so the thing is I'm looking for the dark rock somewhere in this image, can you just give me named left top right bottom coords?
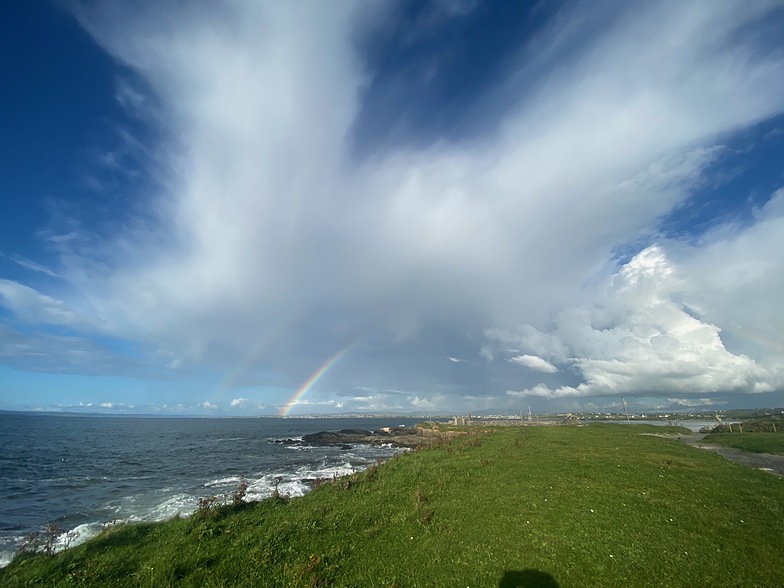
left=300, top=426, right=429, bottom=448
left=301, top=429, right=373, bottom=445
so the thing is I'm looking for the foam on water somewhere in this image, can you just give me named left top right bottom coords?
left=205, top=476, right=243, bottom=488
left=0, top=538, right=22, bottom=568
left=52, top=523, right=104, bottom=552
left=284, top=444, right=316, bottom=451
left=0, top=415, right=420, bottom=567
left=139, top=494, right=197, bottom=521
left=1, top=449, right=402, bottom=566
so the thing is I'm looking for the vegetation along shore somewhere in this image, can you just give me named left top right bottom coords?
left=2, top=422, right=782, bottom=587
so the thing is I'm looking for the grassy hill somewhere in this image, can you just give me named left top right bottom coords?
left=3, top=424, right=783, bottom=587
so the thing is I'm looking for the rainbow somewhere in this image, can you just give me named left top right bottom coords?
left=279, top=345, right=352, bottom=416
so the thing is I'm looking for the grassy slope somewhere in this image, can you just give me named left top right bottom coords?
left=702, top=431, right=784, bottom=455
left=3, top=424, right=783, bottom=588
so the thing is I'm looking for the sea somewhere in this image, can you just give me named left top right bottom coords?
left=0, top=413, right=421, bottom=567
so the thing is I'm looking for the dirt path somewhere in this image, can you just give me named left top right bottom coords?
left=676, top=433, right=784, bottom=477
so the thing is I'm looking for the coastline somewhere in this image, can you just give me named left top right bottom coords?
left=3, top=423, right=783, bottom=586
left=0, top=415, right=422, bottom=568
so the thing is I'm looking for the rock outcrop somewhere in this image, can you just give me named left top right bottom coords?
left=273, top=425, right=465, bottom=449
left=301, top=427, right=424, bottom=448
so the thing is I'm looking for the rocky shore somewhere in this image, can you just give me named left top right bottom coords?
left=276, top=426, right=435, bottom=449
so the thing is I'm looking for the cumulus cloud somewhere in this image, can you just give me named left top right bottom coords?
left=201, top=401, right=218, bottom=410
left=411, top=395, right=437, bottom=409
left=230, top=397, right=248, bottom=408
left=2, top=1, right=783, bottom=411
left=491, top=245, right=783, bottom=399
left=508, top=355, right=558, bottom=373
left=673, top=189, right=784, bottom=364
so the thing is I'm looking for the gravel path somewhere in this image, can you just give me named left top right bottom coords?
left=676, top=433, right=784, bottom=477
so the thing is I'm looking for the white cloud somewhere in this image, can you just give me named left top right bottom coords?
left=1, top=254, right=61, bottom=278
left=508, top=355, right=558, bottom=373
left=201, top=401, right=218, bottom=410
left=0, top=325, right=140, bottom=376
left=667, top=397, right=725, bottom=408
left=411, top=395, right=436, bottom=409
left=0, top=280, right=86, bottom=327
left=230, top=397, right=248, bottom=408
left=507, top=384, right=551, bottom=399
left=492, top=245, right=783, bottom=399
left=3, top=1, right=782, bottom=410
left=673, top=189, right=784, bottom=363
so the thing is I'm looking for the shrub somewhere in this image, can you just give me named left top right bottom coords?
left=232, top=480, right=248, bottom=506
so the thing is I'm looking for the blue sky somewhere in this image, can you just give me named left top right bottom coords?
left=1, top=0, right=784, bottom=416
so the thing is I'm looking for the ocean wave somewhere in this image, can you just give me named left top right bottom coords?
left=204, top=476, right=242, bottom=488
left=133, top=494, right=195, bottom=522
left=52, top=522, right=104, bottom=552
left=0, top=415, right=422, bottom=568
left=0, top=535, right=24, bottom=568
left=0, top=455, right=396, bottom=568
left=284, top=444, right=315, bottom=451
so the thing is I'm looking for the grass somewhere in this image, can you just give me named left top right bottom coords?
left=702, top=431, right=784, bottom=455
left=2, top=424, right=783, bottom=587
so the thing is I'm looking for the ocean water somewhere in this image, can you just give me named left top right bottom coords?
left=0, top=413, right=420, bottom=567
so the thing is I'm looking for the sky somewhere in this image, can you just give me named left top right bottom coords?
left=1, top=0, right=784, bottom=417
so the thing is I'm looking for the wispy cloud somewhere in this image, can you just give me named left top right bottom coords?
left=667, top=397, right=726, bottom=408
left=1, top=253, right=61, bottom=278
left=0, top=325, right=142, bottom=376
left=0, top=279, right=86, bottom=327
left=2, top=1, right=783, bottom=413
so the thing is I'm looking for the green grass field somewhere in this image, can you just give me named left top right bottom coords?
left=2, top=424, right=783, bottom=587
left=702, top=431, right=784, bottom=455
